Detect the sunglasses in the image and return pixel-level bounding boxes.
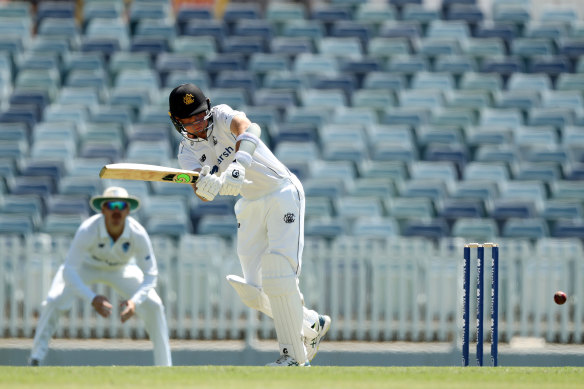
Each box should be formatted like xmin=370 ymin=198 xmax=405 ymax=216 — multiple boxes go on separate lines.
xmin=105 ymin=201 xmax=128 ymax=211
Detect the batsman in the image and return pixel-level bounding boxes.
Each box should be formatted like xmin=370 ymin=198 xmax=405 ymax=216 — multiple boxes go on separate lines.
xmin=168 ymin=83 xmax=331 ymax=366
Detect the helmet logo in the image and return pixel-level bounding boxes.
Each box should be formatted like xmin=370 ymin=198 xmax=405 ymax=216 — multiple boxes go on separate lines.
xmin=183 ymin=94 xmax=195 ymax=105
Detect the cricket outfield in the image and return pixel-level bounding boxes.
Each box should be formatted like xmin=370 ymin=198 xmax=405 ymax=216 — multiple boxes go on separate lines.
xmin=1 ymin=366 xmax=583 ymax=389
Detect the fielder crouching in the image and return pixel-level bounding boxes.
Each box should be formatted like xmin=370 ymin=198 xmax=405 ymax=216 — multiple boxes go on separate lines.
xmin=29 ymin=187 xmax=172 ymax=366
xmin=169 ymin=83 xmax=331 ymax=366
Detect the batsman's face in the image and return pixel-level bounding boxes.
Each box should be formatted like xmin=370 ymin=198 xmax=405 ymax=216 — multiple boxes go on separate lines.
xmin=101 ymin=201 xmax=130 ymax=229
xmin=177 ymin=111 xmax=209 ymax=140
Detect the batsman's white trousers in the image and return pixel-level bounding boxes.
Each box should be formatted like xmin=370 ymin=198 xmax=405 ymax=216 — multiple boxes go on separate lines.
xmin=30 ymin=263 xmax=172 ymax=366
xmin=235 ymin=176 xmax=304 ymax=288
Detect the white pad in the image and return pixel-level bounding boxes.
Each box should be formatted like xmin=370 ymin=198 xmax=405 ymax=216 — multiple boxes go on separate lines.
xmin=262 ymin=253 xmax=307 ymax=364
xmin=226 ymin=274 xmax=319 ymax=340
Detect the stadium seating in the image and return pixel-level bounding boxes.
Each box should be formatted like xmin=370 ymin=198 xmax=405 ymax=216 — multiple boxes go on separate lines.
xmin=0 ymin=0 xmax=582 ymax=249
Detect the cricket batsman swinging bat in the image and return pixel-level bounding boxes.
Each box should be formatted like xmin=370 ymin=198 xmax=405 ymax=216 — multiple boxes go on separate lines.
xmin=99 ymin=163 xmax=199 ymax=184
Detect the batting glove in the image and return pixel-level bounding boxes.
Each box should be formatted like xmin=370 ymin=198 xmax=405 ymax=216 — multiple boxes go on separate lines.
xmin=219 ymin=161 xmax=245 ymax=196
xmin=195 ymin=165 xmax=222 ymax=201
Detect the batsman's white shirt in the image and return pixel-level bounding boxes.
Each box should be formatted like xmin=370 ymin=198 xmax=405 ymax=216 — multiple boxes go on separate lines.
xmin=63 ymin=214 xmax=158 ymax=305
xmin=177 ymin=104 xmax=305 ymax=281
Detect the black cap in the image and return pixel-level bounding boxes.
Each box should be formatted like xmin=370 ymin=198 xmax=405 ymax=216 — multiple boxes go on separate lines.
xmin=169 ymin=83 xmax=209 ymax=119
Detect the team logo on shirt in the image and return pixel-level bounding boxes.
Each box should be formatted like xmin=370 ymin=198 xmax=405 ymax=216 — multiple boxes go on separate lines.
xmin=232 ymin=170 xmax=240 ymax=178
xmin=212 ymin=136 xmax=218 ymax=145
xmin=122 ymin=242 xmax=130 ymax=252
xmin=284 ymin=213 xmax=295 ymax=223
xmin=200 ymin=154 xmax=206 ymax=163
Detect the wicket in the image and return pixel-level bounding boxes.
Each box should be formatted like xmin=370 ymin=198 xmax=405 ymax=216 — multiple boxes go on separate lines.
xmin=462 ymin=243 xmax=499 ymax=367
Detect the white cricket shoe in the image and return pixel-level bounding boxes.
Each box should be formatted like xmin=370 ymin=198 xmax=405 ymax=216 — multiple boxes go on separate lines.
xmin=266 ymin=355 xmax=310 ymax=367
xmin=306 ymin=314 xmax=331 ymax=362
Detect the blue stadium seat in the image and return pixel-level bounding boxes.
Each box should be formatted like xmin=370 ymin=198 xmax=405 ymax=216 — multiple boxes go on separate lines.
xmin=475 ymin=145 xmax=520 ymax=164
xmin=0 ymin=194 xmax=44 ymax=227
xmin=207 ymin=87 xmax=249 ymax=108
xmin=494 ymin=90 xmax=540 ymax=111
xmin=8 ymin=175 xmax=55 ymax=196
xmin=398 ymin=89 xmax=443 ymax=108
xmin=269 ymin=122 xmax=318 ymax=146
xmin=58 ymin=176 xmax=103 ymax=197
xmin=489 ymin=199 xmax=538 ymax=219
xmin=36 ymin=1 xmax=76 ymax=26
xmin=528 ymin=108 xmax=573 ymax=130
xmin=19 ymin=158 xmax=67 ymax=182
xmin=434 ymin=55 xmax=477 ymax=74
xmin=270 ymin=36 xmax=314 ymax=56
xmin=0 ymin=214 xmax=34 ymax=236
xmin=431 ymin=107 xmax=476 ymax=127
xmin=303 ymin=177 xmax=348 ymax=198
xmin=355 ymin=3 xmax=397 ymax=31
xmin=386 ymin=196 xmax=434 ymax=219
xmin=362 ymin=72 xmax=406 ymax=91
xmin=542 ymin=90 xmax=583 ymax=109
xmin=348 ymin=177 xmax=397 ymax=198
xmin=300 ymin=88 xmax=347 ymax=108
xmin=480 ymin=56 xmax=524 ymax=75
xmin=222 ymin=36 xmax=265 ymax=56
xmin=507 ymin=73 xmax=552 ymax=91
xmin=37 ymin=17 xmax=79 ymax=38
xmin=381 ymin=107 xmax=429 ymax=127
xmin=459 ymin=72 xmax=503 ymax=92
xmin=541 ymin=199 xmax=583 ymax=220
xmin=304 ymin=216 xmax=349 ymax=238
xmin=512 ymin=161 xmax=561 ymax=181
xmin=367 ymin=37 xmax=412 ymax=58
xmin=444 ymin=90 xmax=490 ymax=109
xmin=452 ymin=218 xmax=499 ymax=241
xmin=410 ymin=71 xmax=455 ymax=90
xmin=249 ymin=53 xmax=290 ymax=73
xmin=502 ymin=218 xmax=549 ymax=239
xmin=499 ymin=180 xmax=547 ymax=201
xmin=182 ymin=19 xmax=227 ymax=45
xmin=318 ymin=37 xmax=364 ymax=58
xmin=204 ymin=54 xmax=246 ymax=75
xmin=253 ymin=88 xmax=298 ymax=109
xmin=46 ymin=194 xmax=90 ymax=216
xmin=410 ymin=160 xmax=458 ymax=182
xmin=79 ymin=36 xmax=124 ymax=59
xmin=530 ymin=54 xmax=572 ymax=74
xmin=427 ymin=20 xmax=470 ymax=37
xmin=556 ymin=73 xmax=584 ymax=91
xmin=415 ymin=125 xmax=463 ymax=147
xmin=464 ymin=125 xmax=512 ymax=147
xmin=550 ymin=180 xmax=584 ymax=200
xmin=330 ymin=20 xmax=372 ymax=46
xmin=0 ymin=123 xmax=29 ymax=143
xmin=439 ymin=197 xmax=485 ymax=219
xmin=335 ymin=196 xmax=384 ymax=219
xmin=83 ymin=1 xmax=124 ymax=23
xmin=556 ymin=37 xmax=584 ymax=59
xmin=294 ymin=53 xmax=339 ymax=74
xmin=262 ymin=70 xmax=306 ymax=89
xmin=451 ymin=179 xmax=498 ymax=201
xmin=552 ymin=220 xmax=584 ymax=239
xmin=352 ymin=217 xmax=400 ymax=238
xmin=446 ymin=4 xmax=484 ymax=23
xmin=399 ymin=179 xmax=448 ymax=201
xmin=41 ymin=213 xmax=85 ymax=235
xmin=378 ymin=20 xmax=422 ymax=39
xmin=402 ymin=218 xmax=450 ymax=240
xmin=402 ymin=4 xmax=441 ymax=25
xmin=215 ymin=70 xmax=258 ymax=92
xmin=365 ymin=124 xmax=414 ymax=146
xmin=134 ymin=18 xmax=177 ymax=40
xmin=524 ymin=21 xmax=568 ymax=39
xmin=266 ymin=2 xmax=306 ymax=24
xmin=511 ymin=38 xmax=555 ymax=58
xmin=386 ymin=55 xmax=430 ymax=75
xmin=79 ymin=140 xmax=123 ymax=162
xmin=514 ymin=126 xmax=558 ymax=147
xmin=480 ymin=108 xmax=523 ymax=128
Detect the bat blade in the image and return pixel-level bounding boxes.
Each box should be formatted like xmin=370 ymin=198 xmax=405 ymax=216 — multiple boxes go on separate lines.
xmin=99 ymin=163 xmax=199 ymax=184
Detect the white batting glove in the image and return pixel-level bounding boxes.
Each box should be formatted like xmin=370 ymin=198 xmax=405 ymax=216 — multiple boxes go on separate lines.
xmin=219 ymin=161 xmax=245 ymax=196
xmin=195 ymin=165 xmax=222 ymax=201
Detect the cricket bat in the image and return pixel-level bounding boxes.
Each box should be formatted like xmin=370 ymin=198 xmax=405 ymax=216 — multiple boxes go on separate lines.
xmin=99 ymin=163 xmax=199 ymax=184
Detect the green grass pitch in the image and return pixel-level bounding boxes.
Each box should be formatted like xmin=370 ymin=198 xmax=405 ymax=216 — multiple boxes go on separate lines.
xmin=1 ymin=366 xmax=583 ymax=389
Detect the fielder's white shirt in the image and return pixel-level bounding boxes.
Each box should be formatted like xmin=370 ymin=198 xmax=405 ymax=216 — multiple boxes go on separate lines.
xmin=177 ymin=104 xmax=293 ymax=200
xmin=62 ymin=214 xmax=158 ymax=306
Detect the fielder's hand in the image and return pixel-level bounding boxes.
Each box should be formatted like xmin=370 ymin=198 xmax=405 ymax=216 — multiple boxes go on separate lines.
xmin=91 ymin=295 xmax=112 ymax=318
xmin=120 ymin=300 xmax=136 ymax=323
xmin=220 ymin=161 xmax=245 ymax=196
xmin=195 ymin=165 xmax=222 ymax=201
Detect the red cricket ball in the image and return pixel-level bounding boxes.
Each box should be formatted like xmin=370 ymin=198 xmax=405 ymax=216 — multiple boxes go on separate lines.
xmin=554 ymin=291 xmax=567 ymax=305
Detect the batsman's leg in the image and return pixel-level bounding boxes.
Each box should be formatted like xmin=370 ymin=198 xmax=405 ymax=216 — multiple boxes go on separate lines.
xmin=226 ymin=274 xmax=319 ymax=339
xmin=262 ymin=253 xmax=308 ymax=366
